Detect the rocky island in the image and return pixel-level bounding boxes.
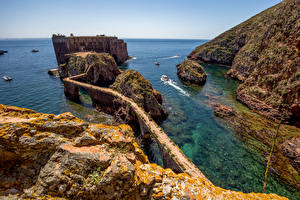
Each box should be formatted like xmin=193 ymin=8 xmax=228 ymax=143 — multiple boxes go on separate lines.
xmin=176 ymin=60 xmax=207 ymax=85
xmin=0 ymin=104 xmax=287 ymax=199
xmin=110 ymin=69 xmax=168 ymax=123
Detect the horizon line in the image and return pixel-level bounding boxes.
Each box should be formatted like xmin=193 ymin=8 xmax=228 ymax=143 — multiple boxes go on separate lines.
xmin=0 ymin=37 xmax=211 ymax=40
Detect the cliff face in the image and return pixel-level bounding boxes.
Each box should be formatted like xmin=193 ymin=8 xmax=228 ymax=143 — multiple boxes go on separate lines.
xmin=176 ymin=60 xmax=207 ymax=85
xmin=110 ymin=70 xmax=168 ymax=123
xmin=59 ymin=52 xmax=121 ymax=86
xmin=0 ymin=104 xmax=287 ymax=199
xmin=188 ymin=0 xmax=300 ymax=125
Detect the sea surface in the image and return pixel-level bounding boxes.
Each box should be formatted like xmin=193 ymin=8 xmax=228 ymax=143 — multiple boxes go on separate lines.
xmin=0 ymin=38 xmax=298 ymax=199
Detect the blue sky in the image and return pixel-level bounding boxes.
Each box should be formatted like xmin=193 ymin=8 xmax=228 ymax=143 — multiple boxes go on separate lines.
xmin=0 ymin=0 xmax=282 ymax=39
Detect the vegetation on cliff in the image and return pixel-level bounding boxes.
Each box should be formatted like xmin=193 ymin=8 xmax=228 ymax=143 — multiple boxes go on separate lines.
xmin=59 ymin=52 xmax=121 ymax=86
xmin=188 ymin=0 xmax=299 ymax=125
xmin=176 ymin=60 xmax=207 ymax=85
xmin=110 ymin=70 xmax=168 ymax=123
xmin=0 ymin=104 xmax=287 ymax=199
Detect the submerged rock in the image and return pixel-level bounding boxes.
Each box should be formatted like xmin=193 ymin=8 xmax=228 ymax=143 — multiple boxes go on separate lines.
xmin=188 ymin=0 xmax=300 ymax=125
xmin=211 ymin=102 xmax=300 ymax=190
xmin=176 ymin=60 xmax=207 ymax=85
xmin=110 ymin=70 xmax=168 ymax=123
xmin=0 ymin=104 xmax=287 ymax=199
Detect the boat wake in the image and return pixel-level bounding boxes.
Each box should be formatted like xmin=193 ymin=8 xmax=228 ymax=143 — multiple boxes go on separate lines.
xmin=160 ymin=55 xmax=180 ymax=60
xmin=161 ymin=76 xmax=189 ymax=97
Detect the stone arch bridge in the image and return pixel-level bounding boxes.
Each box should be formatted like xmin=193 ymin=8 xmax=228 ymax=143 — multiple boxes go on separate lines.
xmin=63 ymin=73 xmax=209 ymax=181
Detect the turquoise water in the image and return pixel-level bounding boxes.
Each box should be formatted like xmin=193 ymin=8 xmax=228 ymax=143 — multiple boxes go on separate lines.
xmin=0 ymin=39 xmax=298 ymax=199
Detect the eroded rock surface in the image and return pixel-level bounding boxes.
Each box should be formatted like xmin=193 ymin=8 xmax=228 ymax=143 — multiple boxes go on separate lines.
xmin=0 ymin=104 xmax=287 ymax=199
xmin=188 ymin=0 xmax=300 ymax=125
xmin=110 ymin=70 xmax=168 ymax=123
xmin=177 ymin=60 xmax=207 ymax=85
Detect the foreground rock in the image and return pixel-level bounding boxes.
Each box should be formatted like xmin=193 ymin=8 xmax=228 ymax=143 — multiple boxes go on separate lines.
xmin=212 ymin=102 xmax=300 ymax=190
xmin=59 ymin=52 xmax=121 ymax=86
xmin=188 ymin=0 xmax=300 ymax=125
xmin=110 ymin=70 xmax=168 ymax=123
xmin=0 ymin=104 xmax=286 ymax=199
xmin=176 ymin=60 xmax=207 ymax=85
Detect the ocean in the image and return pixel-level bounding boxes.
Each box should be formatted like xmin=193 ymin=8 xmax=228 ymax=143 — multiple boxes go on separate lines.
xmin=0 ymin=38 xmax=297 ymax=199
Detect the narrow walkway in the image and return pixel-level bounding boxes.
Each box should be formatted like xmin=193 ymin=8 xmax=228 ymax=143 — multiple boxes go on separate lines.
xmin=64 ymin=75 xmax=210 ymax=181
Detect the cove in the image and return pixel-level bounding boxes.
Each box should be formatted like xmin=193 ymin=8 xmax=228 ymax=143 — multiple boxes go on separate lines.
xmin=122 ymin=39 xmax=299 ymax=199
xmin=0 ymin=38 xmax=298 ymax=199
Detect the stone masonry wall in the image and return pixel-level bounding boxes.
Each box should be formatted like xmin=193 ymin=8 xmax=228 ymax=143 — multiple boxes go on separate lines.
xmin=52 ymin=34 xmax=128 ymax=65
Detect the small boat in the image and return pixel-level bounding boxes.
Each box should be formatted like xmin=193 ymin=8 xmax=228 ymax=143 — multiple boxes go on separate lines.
xmin=32 ymin=49 xmax=39 ymax=52
xmin=0 ymin=50 xmax=7 ymax=55
xmin=2 ymin=76 xmax=13 ymax=81
xmin=154 ymin=62 xmax=160 ymax=66
xmin=161 ymin=75 xmax=169 ymax=82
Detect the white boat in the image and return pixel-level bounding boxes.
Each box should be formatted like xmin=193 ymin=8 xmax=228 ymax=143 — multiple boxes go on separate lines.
xmin=154 ymin=62 xmax=160 ymax=66
xmin=32 ymin=49 xmax=39 ymax=52
xmin=161 ymin=75 xmax=169 ymax=82
xmin=2 ymin=76 xmax=12 ymax=81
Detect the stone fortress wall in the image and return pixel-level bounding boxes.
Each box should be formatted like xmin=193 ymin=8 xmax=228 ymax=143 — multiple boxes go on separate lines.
xmin=52 ymin=34 xmax=129 ymax=65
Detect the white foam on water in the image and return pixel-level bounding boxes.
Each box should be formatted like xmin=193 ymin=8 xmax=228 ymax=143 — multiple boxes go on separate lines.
xmin=160 ymin=55 xmax=180 ymax=60
xmin=161 ymin=77 xmax=190 ymax=97
xmin=124 ymin=57 xmax=137 ymax=63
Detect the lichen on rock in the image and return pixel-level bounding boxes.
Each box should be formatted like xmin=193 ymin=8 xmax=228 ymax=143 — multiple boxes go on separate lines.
xmin=177 ymin=60 xmax=207 ymax=85
xmin=0 ymin=104 xmax=287 ymax=199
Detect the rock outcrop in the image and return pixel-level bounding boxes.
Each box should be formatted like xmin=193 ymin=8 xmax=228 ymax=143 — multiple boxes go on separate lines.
xmin=211 ymin=102 xmax=300 ymax=190
xmin=110 ymin=70 xmax=168 ymax=123
xmin=188 ymin=0 xmax=300 ymax=125
xmin=59 ymin=52 xmax=121 ymax=86
xmin=176 ymin=60 xmax=207 ymax=85
xmin=0 ymin=104 xmax=287 ymax=199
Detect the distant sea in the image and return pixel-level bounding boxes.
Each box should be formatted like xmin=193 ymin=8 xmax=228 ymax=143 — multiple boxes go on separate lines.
xmin=0 ymin=38 xmax=298 ymax=199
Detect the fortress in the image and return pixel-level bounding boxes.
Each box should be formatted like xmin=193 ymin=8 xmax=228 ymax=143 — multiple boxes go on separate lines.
xmin=52 ymin=34 xmax=129 ymax=65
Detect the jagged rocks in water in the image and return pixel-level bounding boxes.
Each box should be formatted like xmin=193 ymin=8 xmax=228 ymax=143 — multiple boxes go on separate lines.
xmin=58 ymin=52 xmax=121 ymax=86
xmin=110 ymin=70 xmax=168 ymax=123
xmin=176 ymin=60 xmax=207 ymax=85
xmin=188 ymin=0 xmax=300 ymax=125
xmin=0 ymin=104 xmax=287 ymax=199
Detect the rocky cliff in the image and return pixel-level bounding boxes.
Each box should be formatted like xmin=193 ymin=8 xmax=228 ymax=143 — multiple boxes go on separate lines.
xmin=59 ymin=52 xmax=121 ymax=86
xmin=110 ymin=70 xmax=168 ymax=123
xmin=188 ymin=0 xmax=300 ymax=125
xmin=176 ymin=60 xmax=207 ymax=85
xmin=0 ymin=104 xmax=287 ymax=199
